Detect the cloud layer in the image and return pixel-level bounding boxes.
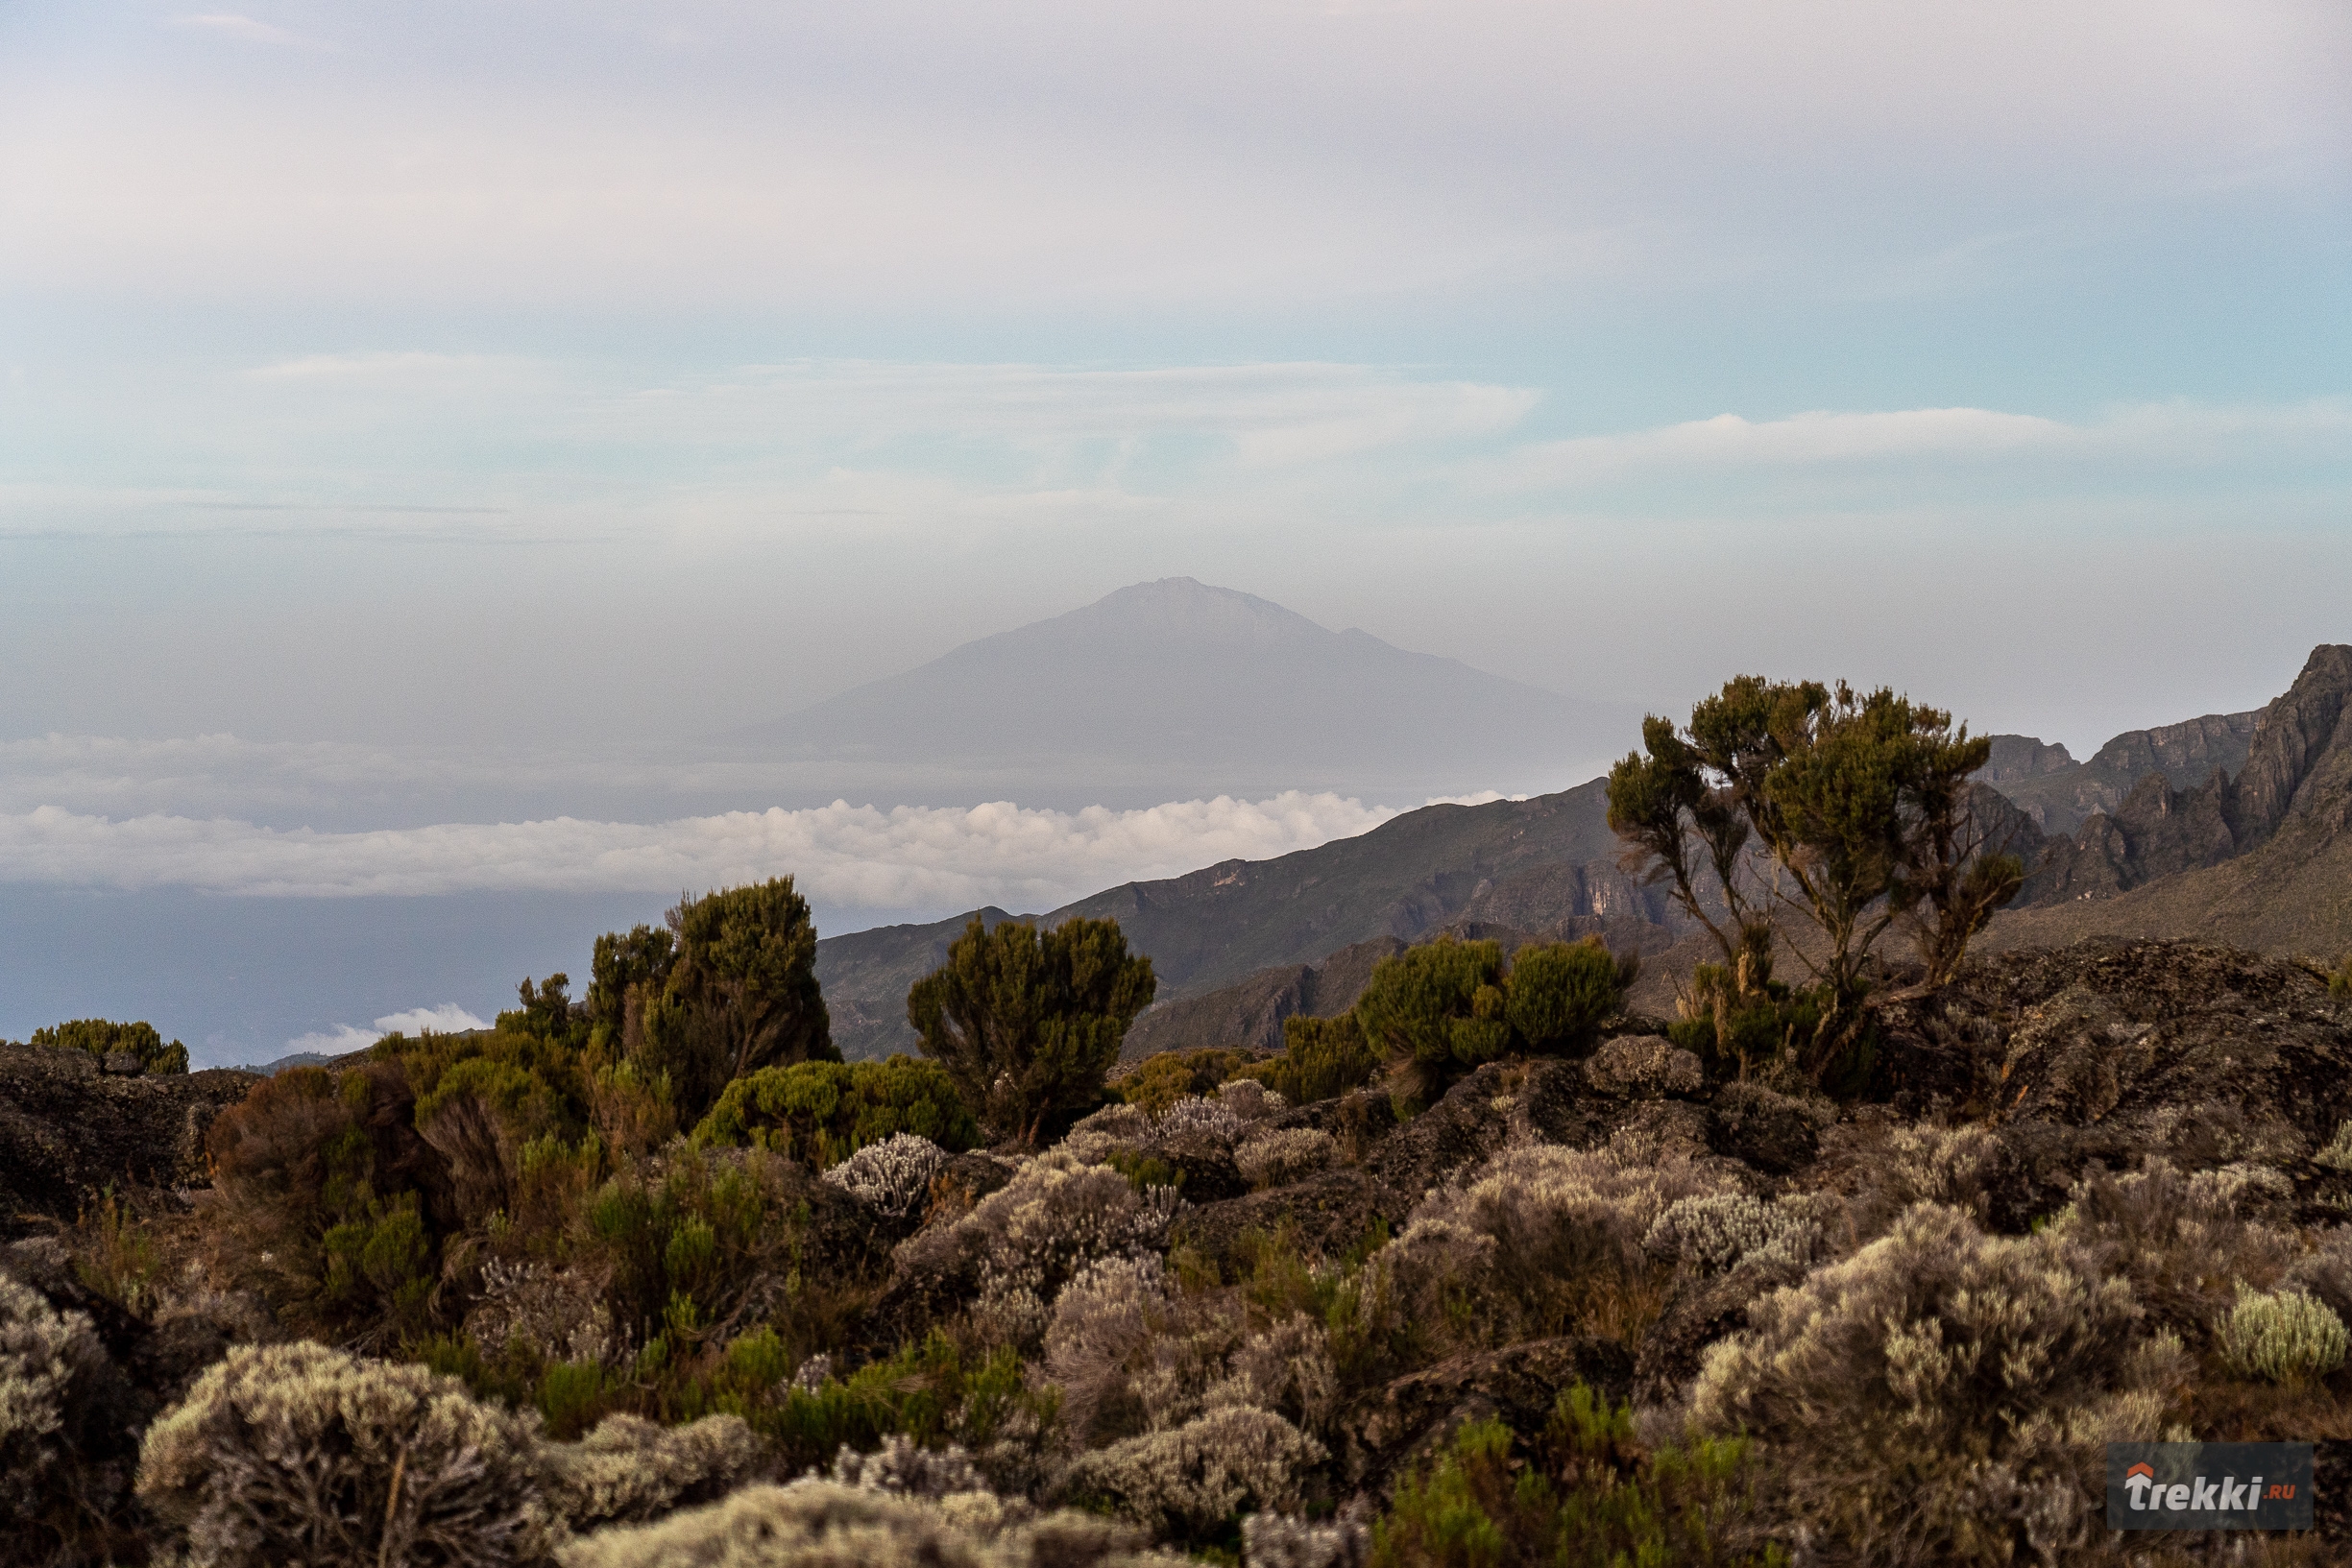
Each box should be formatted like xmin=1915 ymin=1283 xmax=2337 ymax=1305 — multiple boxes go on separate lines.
xmin=0 ymin=791 xmax=1432 ymax=908
xmin=281 ymin=1001 xmax=490 ymax=1059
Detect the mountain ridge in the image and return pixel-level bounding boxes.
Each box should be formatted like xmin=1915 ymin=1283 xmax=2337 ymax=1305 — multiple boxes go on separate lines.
xmin=725 ymin=578 xmax=1636 ymax=804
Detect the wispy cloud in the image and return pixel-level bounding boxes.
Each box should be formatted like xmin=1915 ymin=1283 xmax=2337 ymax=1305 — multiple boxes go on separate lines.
xmin=281 ymin=1001 xmax=488 ymax=1057
xmin=0 ymin=792 xmax=1446 ymax=907
xmin=1484 ymin=400 xmax=2352 ymax=490
xmin=169 ymin=14 xmax=326 ymax=50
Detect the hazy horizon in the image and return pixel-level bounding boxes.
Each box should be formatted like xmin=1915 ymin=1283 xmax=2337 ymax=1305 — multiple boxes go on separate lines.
xmin=4 ymin=1 xmax=2346 ymax=1061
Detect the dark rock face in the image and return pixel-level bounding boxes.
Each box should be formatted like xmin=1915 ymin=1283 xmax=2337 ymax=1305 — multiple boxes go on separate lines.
xmin=1632 ymin=1253 xmax=1805 ymax=1406
xmin=1175 ymin=1167 xmax=1396 ymax=1270
xmin=2019 ymin=644 xmax=2352 ymax=905
xmin=0 ymin=1043 xmax=258 ymax=1226
xmin=1707 ymin=1082 xmax=1831 ymax=1174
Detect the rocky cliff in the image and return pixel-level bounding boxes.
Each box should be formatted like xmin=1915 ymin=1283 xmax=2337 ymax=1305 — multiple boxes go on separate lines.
xmin=2017 ymin=645 xmax=2351 ymax=907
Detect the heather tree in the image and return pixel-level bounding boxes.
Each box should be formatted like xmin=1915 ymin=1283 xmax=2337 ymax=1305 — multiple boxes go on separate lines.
xmin=906 ymin=916 xmax=1154 ymax=1145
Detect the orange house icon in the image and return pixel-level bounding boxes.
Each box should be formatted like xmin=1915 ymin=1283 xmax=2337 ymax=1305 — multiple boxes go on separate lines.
xmin=2126 ymin=1463 xmax=2156 ymax=1482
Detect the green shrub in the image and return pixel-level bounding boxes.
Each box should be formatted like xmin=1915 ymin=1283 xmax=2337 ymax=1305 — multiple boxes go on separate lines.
xmin=1370 ymin=1387 xmax=1783 ymax=1568
xmin=2332 ymin=953 xmax=2352 ymax=1000
xmin=1357 ymin=935 xmax=1640 ymax=1107
xmin=908 ymin=914 xmax=1156 ymax=1146
xmin=639 ymin=879 xmax=837 ymax=1124
xmin=202 ymin=1060 xmax=451 ymax=1339
xmin=1503 ymin=937 xmax=1634 ymax=1057
xmin=2218 ymin=1285 xmax=2349 ymax=1386
xmin=690 ymin=1057 xmax=979 ymax=1167
xmin=1119 ymin=1048 xmax=1257 ymax=1116
xmin=579 ymin=1146 xmax=813 ymax=1355
xmin=1234 ymin=1015 xmax=1382 ymax=1104
xmin=677 ymin=1328 xmax=1050 ymax=1475
xmin=1355 ymin=936 xmax=1511 ymax=1104
xmin=27 ymin=1018 xmax=187 ymax=1073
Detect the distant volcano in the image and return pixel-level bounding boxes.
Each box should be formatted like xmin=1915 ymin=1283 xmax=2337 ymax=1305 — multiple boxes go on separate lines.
xmin=724 ymin=577 xmax=1635 ymax=803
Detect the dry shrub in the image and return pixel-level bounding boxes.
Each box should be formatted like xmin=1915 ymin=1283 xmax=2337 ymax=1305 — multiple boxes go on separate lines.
xmin=555 ymin=1478 xmax=1189 ymax=1568
xmin=136 ymin=1341 xmax=759 ymax=1567
xmin=1042 ymin=1256 xmax=1336 ymax=1453
xmin=1690 ymin=1201 xmax=2181 ymax=1567
xmin=1211 ymin=1078 xmax=1287 ymax=1123
xmin=419 ymin=1086 xmax=520 ymax=1222
xmin=1367 ymin=1141 xmax=1737 ymax=1354
xmin=1234 ymin=1128 xmax=1340 ymax=1190
xmin=549 ymin=1411 xmax=764 ymax=1531
xmin=0 ymin=1270 xmax=107 ymax=1545
xmin=137 ymin=1341 xmax=559 ymax=1567
xmin=1058 ymin=1406 xmax=1324 ymax=1543
xmin=2215 ymin=1285 xmax=2349 ymax=1387
xmin=2048 ymin=1157 xmax=2296 ymax=1338
xmin=895 ymin=1151 xmax=1182 ymax=1352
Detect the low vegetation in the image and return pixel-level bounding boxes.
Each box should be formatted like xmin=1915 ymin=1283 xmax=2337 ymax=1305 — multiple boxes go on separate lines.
xmin=11 ymin=673 xmax=2349 ymax=1566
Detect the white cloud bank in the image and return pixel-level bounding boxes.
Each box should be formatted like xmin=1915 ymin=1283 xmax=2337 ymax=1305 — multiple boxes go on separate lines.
xmin=0 ymin=792 xmax=1439 ymax=908
xmin=282 ymin=1002 xmax=490 ymax=1058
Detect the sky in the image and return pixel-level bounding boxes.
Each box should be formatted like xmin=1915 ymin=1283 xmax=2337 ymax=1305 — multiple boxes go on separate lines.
xmin=1 ymin=0 xmax=2348 ymax=1060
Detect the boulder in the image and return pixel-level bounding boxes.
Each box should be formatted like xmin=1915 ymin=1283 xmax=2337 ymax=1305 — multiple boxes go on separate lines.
xmin=1583 ymin=1035 xmax=1702 ymax=1099
xmin=0 ymin=1043 xmax=258 ymax=1226
xmin=1707 ymin=1081 xmax=1832 ymax=1175
xmin=1175 ymin=1167 xmax=1397 ymax=1272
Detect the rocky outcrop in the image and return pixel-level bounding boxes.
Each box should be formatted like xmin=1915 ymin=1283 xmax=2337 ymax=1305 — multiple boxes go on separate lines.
xmin=0 ymin=1044 xmax=258 ymax=1227
xmin=2019 ymin=645 xmax=2352 ymax=906
xmin=1984 ymin=709 xmax=2264 ymax=836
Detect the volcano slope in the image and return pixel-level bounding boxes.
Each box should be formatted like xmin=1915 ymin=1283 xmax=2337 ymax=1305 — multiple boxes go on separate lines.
xmin=9 ymin=934 xmax=2352 ymax=1566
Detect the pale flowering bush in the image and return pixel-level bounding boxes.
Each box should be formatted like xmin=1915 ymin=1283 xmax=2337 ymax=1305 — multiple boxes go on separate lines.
xmin=1366 ymin=1140 xmax=1740 ymax=1349
xmin=898 ymin=1151 xmax=1184 ymax=1352
xmin=556 ymin=1478 xmax=1191 ymax=1568
xmin=137 ymin=1341 xmax=559 ymax=1567
xmin=829 ymin=1433 xmax=995 ymax=1501
xmin=823 ymin=1132 xmax=951 ymax=1219
xmin=1242 ymin=1501 xmax=1371 ymax=1568
xmin=2217 ymin=1285 xmax=2349 ymax=1386
xmin=1690 ymin=1201 xmax=2180 ymax=1567
xmin=1234 ymin=1128 xmax=1339 ymax=1190
xmin=135 ymin=1342 xmax=760 ymax=1567
xmin=1153 ymin=1096 xmax=1246 ymax=1146
xmin=1058 ymin=1406 xmax=1324 ymax=1542
xmin=0 ymin=1269 xmax=103 ymax=1532
xmin=466 ymin=1257 xmax=625 ymax=1367
xmin=1642 ymin=1193 xmax=1822 ymax=1276
xmin=1881 ymin=1122 xmax=2007 ymax=1220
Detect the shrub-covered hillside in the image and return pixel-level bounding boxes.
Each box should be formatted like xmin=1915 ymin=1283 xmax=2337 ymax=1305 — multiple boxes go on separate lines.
xmin=7 ymin=676 xmax=2352 ymax=1565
